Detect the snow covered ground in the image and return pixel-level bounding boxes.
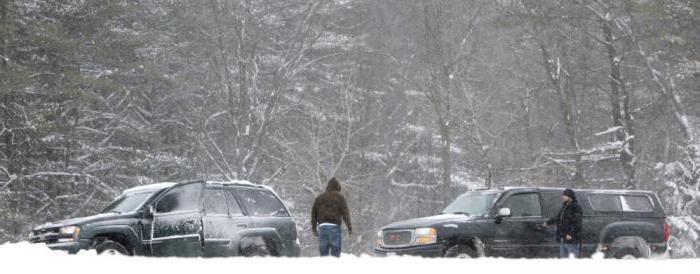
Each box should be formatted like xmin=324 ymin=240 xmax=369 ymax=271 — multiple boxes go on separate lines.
xmin=1 ymin=241 xmax=698 ymax=274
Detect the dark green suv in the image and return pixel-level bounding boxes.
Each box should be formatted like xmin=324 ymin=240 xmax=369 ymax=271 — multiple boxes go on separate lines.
xmin=29 ymin=180 xmax=300 ymax=257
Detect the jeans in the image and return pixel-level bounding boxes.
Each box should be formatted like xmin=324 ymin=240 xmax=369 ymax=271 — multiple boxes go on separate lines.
xmin=560 ymin=242 xmax=580 ymax=258
xmin=318 ymin=225 xmax=342 ymax=257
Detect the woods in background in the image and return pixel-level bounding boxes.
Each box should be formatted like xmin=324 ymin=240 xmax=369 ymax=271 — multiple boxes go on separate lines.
xmin=1 ymin=0 xmax=698 ymax=256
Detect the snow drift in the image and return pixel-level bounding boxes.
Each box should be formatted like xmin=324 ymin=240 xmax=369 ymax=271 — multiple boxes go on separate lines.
xmin=1 ymin=241 xmax=698 ymax=274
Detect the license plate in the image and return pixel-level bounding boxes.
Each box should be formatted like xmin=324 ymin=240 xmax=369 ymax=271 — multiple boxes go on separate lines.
xmin=387 ymin=252 xmax=396 ymax=256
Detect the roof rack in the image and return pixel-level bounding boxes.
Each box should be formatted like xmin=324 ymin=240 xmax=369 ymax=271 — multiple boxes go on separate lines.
xmin=206 ymin=180 xmax=265 ymax=188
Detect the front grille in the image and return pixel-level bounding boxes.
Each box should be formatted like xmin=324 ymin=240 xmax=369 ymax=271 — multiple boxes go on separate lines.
xmin=30 ymin=228 xmax=60 ymax=244
xmin=382 ymin=230 xmax=413 ymax=247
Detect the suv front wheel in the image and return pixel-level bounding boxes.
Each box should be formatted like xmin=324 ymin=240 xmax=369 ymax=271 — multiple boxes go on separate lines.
xmin=444 ymin=245 xmax=477 ymax=258
xmin=95 ymin=240 xmax=129 ymax=255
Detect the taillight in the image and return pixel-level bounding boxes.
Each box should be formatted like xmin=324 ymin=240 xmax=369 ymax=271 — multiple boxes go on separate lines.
xmin=663 ymin=220 xmax=671 ymax=242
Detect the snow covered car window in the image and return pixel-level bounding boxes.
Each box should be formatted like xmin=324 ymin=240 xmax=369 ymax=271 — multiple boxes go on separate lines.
xmin=620 ymin=195 xmax=654 ymax=212
xmin=225 ymin=190 xmax=244 ymax=216
xmin=237 ymin=189 xmax=289 ymax=217
xmin=203 ymin=189 xmax=228 ymax=215
xmin=155 ymin=183 xmax=202 ymax=213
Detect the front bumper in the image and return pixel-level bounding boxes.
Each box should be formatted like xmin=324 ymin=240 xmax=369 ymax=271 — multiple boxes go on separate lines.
xmin=42 ymin=239 xmax=92 ymax=254
xmin=374 ymin=244 xmax=444 ymax=257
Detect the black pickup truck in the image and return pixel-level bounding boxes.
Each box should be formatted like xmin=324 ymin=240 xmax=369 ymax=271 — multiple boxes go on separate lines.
xmin=29 ymin=180 xmax=300 ymax=257
xmin=374 ymin=187 xmax=670 ymax=258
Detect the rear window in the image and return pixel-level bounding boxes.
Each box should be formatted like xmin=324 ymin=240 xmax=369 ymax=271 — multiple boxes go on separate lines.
xmin=621 ymin=195 xmax=654 ymax=212
xmin=203 ymin=189 xmax=229 ymax=215
xmin=588 ymin=193 xmax=653 ymax=213
xmin=236 ymin=188 xmax=289 ymax=217
xmin=588 ymin=194 xmax=622 ymax=212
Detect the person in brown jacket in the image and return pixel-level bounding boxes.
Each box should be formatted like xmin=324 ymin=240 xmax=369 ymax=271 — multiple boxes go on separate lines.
xmin=311 ymin=177 xmax=352 ymax=257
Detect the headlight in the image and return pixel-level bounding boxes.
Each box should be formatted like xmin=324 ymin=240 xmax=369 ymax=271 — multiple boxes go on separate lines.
xmin=376 ymin=230 xmax=383 ymax=246
xmin=58 ymin=226 xmax=81 ymax=242
xmin=414 ymin=227 xmax=437 ymax=245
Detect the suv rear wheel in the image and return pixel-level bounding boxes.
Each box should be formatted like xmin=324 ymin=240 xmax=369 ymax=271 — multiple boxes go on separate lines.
xmin=95 ymin=240 xmax=129 ymax=255
xmin=445 ymin=245 xmax=477 ymax=258
xmin=240 ymin=237 xmax=273 ymax=257
xmin=612 ymin=247 xmax=642 ymax=259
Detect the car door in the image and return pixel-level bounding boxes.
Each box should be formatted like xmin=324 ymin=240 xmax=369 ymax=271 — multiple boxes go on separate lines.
xmin=201 ymin=187 xmax=251 ymax=257
xmin=235 ymin=187 xmax=295 ymax=256
xmin=539 ymin=190 xmax=567 ymax=257
xmin=493 ymin=192 xmax=550 ymax=258
xmin=150 ymin=182 xmax=204 ymax=257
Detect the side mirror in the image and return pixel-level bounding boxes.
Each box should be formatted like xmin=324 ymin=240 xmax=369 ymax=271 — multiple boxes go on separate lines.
xmin=144 ymin=205 xmax=155 ymax=218
xmin=495 ymin=207 xmax=511 ymax=224
xmin=498 ymin=207 xmax=511 ymax=217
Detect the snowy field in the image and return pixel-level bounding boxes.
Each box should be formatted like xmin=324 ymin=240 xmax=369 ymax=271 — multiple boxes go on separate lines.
xmin=1 ymin=242 xmax=698 ymax=274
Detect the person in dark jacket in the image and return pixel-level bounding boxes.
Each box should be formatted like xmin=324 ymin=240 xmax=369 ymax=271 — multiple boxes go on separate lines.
xmin=311 ymin=177 xmax=352 ymax=257
xmin=544 ymin=188 xmax=583 ymax=258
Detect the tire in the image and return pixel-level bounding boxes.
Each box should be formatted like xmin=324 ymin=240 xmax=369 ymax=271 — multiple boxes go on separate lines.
xmin=612 ymin=247 xmax=641 ymax=259
xmin=95 ymin=240 xmax=129 ymax=256
xmin=240 ymin=237 xmax=272 ymax=257
xmin=445 ymin=245 xmax=477 ymax=258
xmin=241 ymin=244 xmax=271 ymax=257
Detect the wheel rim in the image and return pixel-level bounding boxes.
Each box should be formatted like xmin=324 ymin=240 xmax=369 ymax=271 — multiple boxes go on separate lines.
xmin=100 ymin=249 xmax=123 ymax=256
xmin=455 ymin=253 xmax=473 ymax=259
xmin=621 ymin=254 xmax=637 ymax=259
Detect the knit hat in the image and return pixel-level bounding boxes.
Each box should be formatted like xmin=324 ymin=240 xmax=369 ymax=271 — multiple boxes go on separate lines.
xmin=563 ymin=189 xmax=576 ymax=200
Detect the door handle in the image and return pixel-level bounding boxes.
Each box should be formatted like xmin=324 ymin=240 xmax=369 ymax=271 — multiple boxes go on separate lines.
xmin=533 ymin=223 xmax=547 ymax=231
xmin=237 ymin=224 xmax=248 ymax=228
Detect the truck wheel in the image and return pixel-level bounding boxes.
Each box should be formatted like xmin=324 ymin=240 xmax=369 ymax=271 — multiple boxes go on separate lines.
xmin=95 ymin=240 xmax=129 ymax=256
xmin=445 ymin=245 xmax=477 ymax=258
xmin=612 ymin=247 xmax=641 ymax=259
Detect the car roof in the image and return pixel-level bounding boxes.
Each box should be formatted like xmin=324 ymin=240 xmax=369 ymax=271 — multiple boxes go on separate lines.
xmin=206 ymin=180 xmax=264 ymax=188
xmin=121 ymin=180 xmax=268 ymax=195
xmin=498 ymin=186 xmax=657 ymax=195
xmin=122 ymin=182 xmax=177 ymax=194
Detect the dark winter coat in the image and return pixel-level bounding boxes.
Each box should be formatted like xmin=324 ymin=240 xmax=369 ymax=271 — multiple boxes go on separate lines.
xmin=311 ymin=178 xmax=352 ymax=234
xmin=547 ymin=200 xmax=583 ymax=243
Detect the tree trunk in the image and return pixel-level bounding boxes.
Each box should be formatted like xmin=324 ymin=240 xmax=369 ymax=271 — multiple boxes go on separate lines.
xmin=538 ymin=42 xmax=585 ymax=186
xmin=602 ymin=19 xmax=636 ymax=189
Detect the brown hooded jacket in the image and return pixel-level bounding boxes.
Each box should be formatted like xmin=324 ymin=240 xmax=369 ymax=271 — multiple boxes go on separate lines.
xmin=311 ymin=177 xmax=352 ymax=234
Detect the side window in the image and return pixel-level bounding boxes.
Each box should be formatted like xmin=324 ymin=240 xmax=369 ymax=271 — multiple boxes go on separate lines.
xmin=541 ymin=192 xmax=562 ymax=217
xmin=503 ymin=193 xmax=542 ymax=217
xmin=155 ymin=183 xmax=202 ymax=213
xmin=203 ymin=189 xmax=228 ymax=215
xmin=589 ymin=194 xmax=622 ymax=212
xmin=225 ymin=190 xmax=243 ymax=216
xmin=237 ymin=188 xmax=289 ymax=217
xmin=621 ymin=195 xmax=654 ymax=212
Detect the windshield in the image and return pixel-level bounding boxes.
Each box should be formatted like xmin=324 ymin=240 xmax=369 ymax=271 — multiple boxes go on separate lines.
xmin=441 ymin=191 xmax=500 ymax=216
xmin=101 ymin=191 xmax=154 ymax=214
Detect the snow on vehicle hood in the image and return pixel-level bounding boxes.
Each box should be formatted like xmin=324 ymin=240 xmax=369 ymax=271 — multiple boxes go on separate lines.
xmin=381 ymin=214 xmax=477 ymax=230
xmin=33 ymin=212 xmax=121 ymax=230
